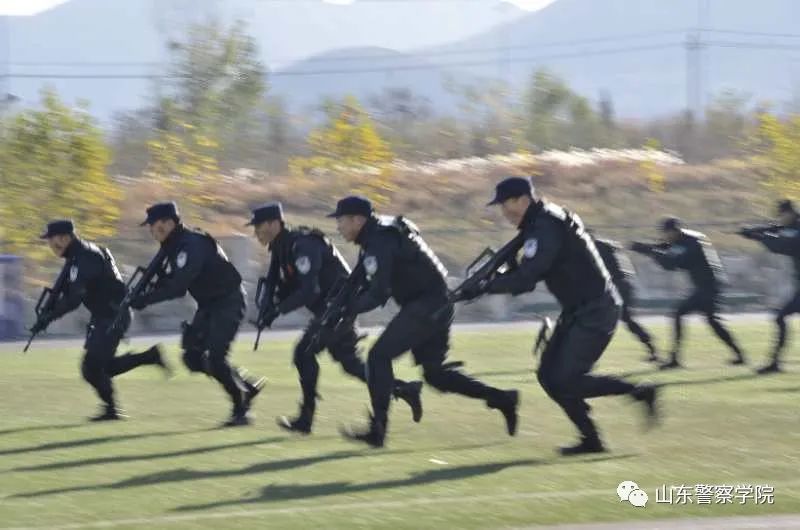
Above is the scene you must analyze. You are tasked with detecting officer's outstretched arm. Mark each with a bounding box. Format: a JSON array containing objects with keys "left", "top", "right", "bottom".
[
  {"left": 351, "top": 235, "right": 395, "bottom": 315},
  {"left": 277, "top": 239, "right": 324, "bottom": 315},
  {"left": 487, "top": 220, "right": 561, "bottom": 296},
  {"left": 760, "top": 233, "right": 800, "bottom": 256}
]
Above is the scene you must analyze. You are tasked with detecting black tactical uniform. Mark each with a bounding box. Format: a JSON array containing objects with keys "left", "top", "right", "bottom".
[
  {"left": 331, "top": 196, "right": 519, "bottom": 448},
  {"left": 741, "top": 200, "right": 800, "bottom": 373},
  {"left": 477, "top": 178, "right": 656, "bottom": 456},
  {"left": 634, "top": 218, "right": 745, "bottom": 369},
  {"left": 132, "top": 203, "right": 264, "bottom": 427},
  {"left": 593, "top": 237, "right": 657, "bottom": 361},
  {"left": 246, "top": 203, "right": 422, "bottom": 434},
  {"left": 35, "top": 220, "right": 166, "bottom": 421}
]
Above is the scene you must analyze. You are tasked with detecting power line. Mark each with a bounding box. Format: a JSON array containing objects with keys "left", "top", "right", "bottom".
[
  {"left": 7, "top": 30, "right": 688, "bottom": 68},
  {"left": 0, "top": 42, "right": 683, "bottom": 80}
]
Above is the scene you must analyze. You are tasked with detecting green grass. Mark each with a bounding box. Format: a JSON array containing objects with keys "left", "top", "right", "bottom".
[{"left": 1, "top": 321, "right": 799, "bottom": 529}]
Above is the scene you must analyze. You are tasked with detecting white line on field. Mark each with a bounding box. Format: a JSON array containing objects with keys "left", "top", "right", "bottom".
[{"left": 2, "top": 482, "right": 798, "bottom": 530}]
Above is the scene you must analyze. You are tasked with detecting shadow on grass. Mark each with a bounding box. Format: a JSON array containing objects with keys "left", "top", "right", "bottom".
[
  {"left": 13, "top": 436, "right": 288, "bottom": 472},
  {"left": 174, "top": 453, "right": 636, "bottom": 512},
  {"left": 9, "top": 441, "right": 529, "bottom": 499},
  {"left": 0, "top": 428, "right": 203, "bottom": 457}
]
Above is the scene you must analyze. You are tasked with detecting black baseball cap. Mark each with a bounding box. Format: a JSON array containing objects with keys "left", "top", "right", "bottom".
[
  {"left": 487, "top": 176, "right": 534, "bottom": 206},
  {"left": 246, "top": 202, "right": 284, "bottom": 226},
  {"left": 327, "top": 196, "right": 373, "bottom": 218},
  {"left": 40, "top": 219, "right": 74, "bottom": 239},
  {"left": 141, "top": 202, "right": 180, "bottom": 226}
]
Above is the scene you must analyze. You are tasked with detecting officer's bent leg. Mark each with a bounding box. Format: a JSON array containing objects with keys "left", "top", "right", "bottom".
[
  {"left": 293, "top": 325, "right": 325, "bottom": 413},
  {"left": 672, "top": 296, "right": 697, "bottom": 362},
  {"left": 181, "top": 311, "right": 209, "bottom": 374},
  {"left": 327, "top": 323, "right": 367, "bottom": 383},
  {"left": 206, "top": 299, "right": 247, "bottom": 411},
  {"left": 366, "top": 308, "right": 421, "bottom": 426},
  {"left": 81, "top": 323, "right": 117, "bottom": 408},
  {"left": 621, "top": 303, "right": 654, "bottom": 350},
  {"left": 705, "top": 310, "right": 744, "bottom": 358},
  {"left": 773, "top": 291, "right": 800, "bottom": 362}
]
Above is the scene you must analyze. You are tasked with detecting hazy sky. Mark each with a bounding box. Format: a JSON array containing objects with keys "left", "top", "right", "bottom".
[{"left": 0, "top": 0, "right": 557, "bottom": 16}]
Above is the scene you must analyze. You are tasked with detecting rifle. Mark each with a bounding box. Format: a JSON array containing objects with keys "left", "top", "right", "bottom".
[
  {"left": 23, "top": 265, "right": 70, "bottom": 353},
  {"left": 735, "top": 223, "right": 780, "bottom": 239},
  {"left": 445, "top": 232, "right": 525, "bottom": 307},
  {"left": 629, "top": 241, "right": 670, "bottom": 255},
  {"left": 108, "top": 246, "right": 169, "bottom": 334},
  {"left": 302, "top": 261, "right": 366, "bottom": 356},
  {"left": 252, "top": 271, "right": 278, "bottom": 351}
]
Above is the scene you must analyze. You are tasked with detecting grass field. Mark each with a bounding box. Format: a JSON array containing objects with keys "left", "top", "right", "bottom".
[{"left": 1, "top": 320, "right": 799, "bottom": 529}]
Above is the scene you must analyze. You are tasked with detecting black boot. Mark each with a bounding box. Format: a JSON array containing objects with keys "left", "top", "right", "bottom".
[
  {"left": 558, "top": 435, "right": 607, "bottom": 456},
  {"left": 221, "top": 407, "right": 251, "bottom": 428},
  {"left": 393, "top": 381, "right": 423, "bottom": 423},
  {"left": 340, "top": 415, "right": 386, "bottom": 448},
  {"left": 659, "top": 357, "right": 683, "bottom": 370},
  {"left": 644, "top": 343, "right": 659, "bottom": 363},
  {"left": 148, "top": 344, "right": 174, "bottom": 378},
  {"left": 756, "top": 360, "right": 782, "bottom": 375},
  {"left": 277, "top": 403, "right": 314, "bottom": 435},
  {"left": 243, "top": 376, "right": 267, "bottom": 412},
  {"left": 89, "top": 405, "right": 123, "bottom": 422},
  {"left": 631, "top": 383, "right": 659, "bottom": 429},
  {"left": 488, "top": 390, "right": 519, "bottom": 436}
]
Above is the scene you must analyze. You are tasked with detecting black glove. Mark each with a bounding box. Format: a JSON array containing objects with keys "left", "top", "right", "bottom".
[
  {"left": 256, "top": 306, "right": 280, "bottom": 330},
  {"left": 130, "top": 294, "right": 149, "bottom": 311}
]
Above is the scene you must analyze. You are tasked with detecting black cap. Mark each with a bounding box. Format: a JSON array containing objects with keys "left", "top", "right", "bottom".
[
  {"left": 327, "top": 196, "right": 373, "bottom": 218},
  {"left": 39, "top": 219, "right": 74, "bottom": 239},
  {"left": 141, "top": 202, "right": 180, "bottom": 226},
  {"left": 777, "top": 199, "right": 797, "bottom": 215},
  {"left": 487, "top": 176, "right": 533, "bottom": 206},
  {"left": 246, "top": 202, "right": 284, "bottom": 226},
  {"left": 660, "top": 217, "right": 681, "bottom": 232}
]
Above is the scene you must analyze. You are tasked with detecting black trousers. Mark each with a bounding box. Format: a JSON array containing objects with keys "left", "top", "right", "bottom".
[
  {"left": 365, "top": 293, "right": 504, "bottom": 427},
  {"left": 181, "top": 290, "right": 249, "bottom": 412},
  {"left": 671, "top": 290, "right": 743, "bottom": 362},
  {"left": 772, "top": 289, "right": 800, "bottom": 362},
  {"left": 537, "top": 300, "right": 635, "bottom": 440},
  {"left": 617, "top": 286, "right": 654, "bottom": 352},
  {"left": 82, "top": 310, "right": 157, "bottom": 408}
]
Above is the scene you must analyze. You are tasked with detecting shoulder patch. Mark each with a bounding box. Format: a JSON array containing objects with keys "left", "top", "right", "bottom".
[
  {"left": 176, "top": 251, "right": 187, "bottom": 269},
  {"left": 295, "top": 255, "right": 311, "bottom": 275},
  {"left": 364, "top": 255, "right": 378, "bottom": 275},
  {"left": 523, "top": 238, "right": 539, "bottom": 258},
  {"left": 69, "top": 265, "right": 79, "bottom": 282}
]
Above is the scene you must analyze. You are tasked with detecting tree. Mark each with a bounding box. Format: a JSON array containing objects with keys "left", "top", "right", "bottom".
[
  {"left": 145, "top": 19, "right": 267, "bottom": 204},
  {"left": 290, "top": 95, "right": 395, "bottom": 205},
  {"left": 0, "top": 89, "right": 119, "bottom": 258},
  {"left": 751, "top": 112, "right": 800, "bottom": 200}
]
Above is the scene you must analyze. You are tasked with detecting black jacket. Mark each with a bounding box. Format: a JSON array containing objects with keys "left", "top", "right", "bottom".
[
  {"left": 266, "top": 226, "right": 350, "bottom": 315},
  {"left": 753, "top": 221, "right": 800, "bottom": 283},
  {"left": 50, "top": 237, "right": 126, "bottom": 321},
  {"left": 487, "top": 200, "right": 619, "bottom": 313},
  {"left": 647, "top": 229, "right": 726, "bottom": 293},
  {"left": 351, "top": 215, "right": 448, "bottom": 314},
  {"left": 143, "top": 225, "right": 242, "bottom": 308}
]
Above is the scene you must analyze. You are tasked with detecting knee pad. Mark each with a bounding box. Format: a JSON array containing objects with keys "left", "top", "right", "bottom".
[
  {"left": 182, "top": 349, "right": 206, "bottom": 373},
  {"left": 181, "top": 321, "right": 205, "bottom": 352}
]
